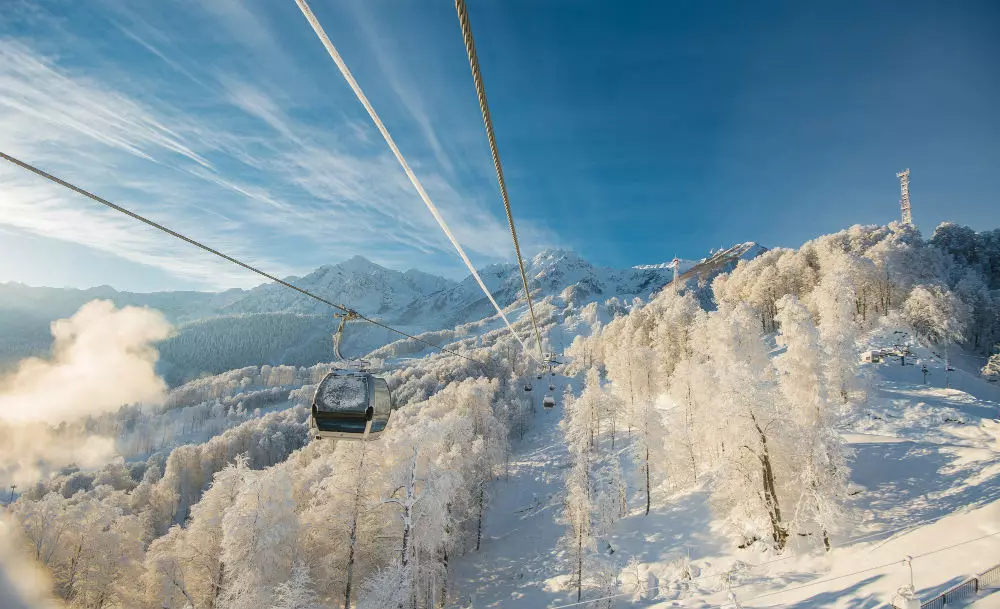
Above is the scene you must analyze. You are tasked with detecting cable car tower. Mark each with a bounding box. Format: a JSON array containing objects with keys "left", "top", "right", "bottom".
[
  {"left": 897, "top": 169, "right": 913, "bottom": 226},
  {"left": 671, "top": 256, "right": 681, "bottom": 285}
]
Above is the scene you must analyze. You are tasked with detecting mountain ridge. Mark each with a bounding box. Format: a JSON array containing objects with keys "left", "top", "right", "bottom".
[{"left": 0, "top": 244, "right": 766, "bottom": 382}]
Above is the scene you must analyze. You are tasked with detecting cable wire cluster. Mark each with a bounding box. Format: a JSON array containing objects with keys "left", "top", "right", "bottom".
[{"left": 294, "top": 0, "right": 540, "bottom": 365}]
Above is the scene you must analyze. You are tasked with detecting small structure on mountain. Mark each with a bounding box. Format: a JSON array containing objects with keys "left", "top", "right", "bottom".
[
  {"left": 897, "top": 168, "right": 913, "bottom": 226},
  {"left": 861, "top": 349, "right": 884, "bottom": 364}
]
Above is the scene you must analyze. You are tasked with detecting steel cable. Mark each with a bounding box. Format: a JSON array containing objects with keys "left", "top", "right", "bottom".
[
  {"left": 454, "top": 0, "right": 545, "bottom": 361},
  {"left": 293, "top": 0, "right": 540, "bottom": 365}
]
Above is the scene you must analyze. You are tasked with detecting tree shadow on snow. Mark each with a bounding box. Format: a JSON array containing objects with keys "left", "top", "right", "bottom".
[
  {"left": 847, "top": 439, "right": 1000, "bottom": 536},
  {"left": 607, "top": 487, "right": 725, "bottom": 565},
  {"left": 877, "top": 384, "right": 999, "bottom": 420},
  {"left": 780, "top": 574, "right": 887, "bottom": 608}
]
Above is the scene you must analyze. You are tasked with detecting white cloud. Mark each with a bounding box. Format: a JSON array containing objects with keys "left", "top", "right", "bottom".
[
  {"left": 0, "top": 300, "right": 171, "bottom": 487},
  {"left": 0, "top": 300, "right": 171, "bottom": 423},
  {"left": 0, "top": 516, "right": 61, "bottom": 609},
  {"left": 0, "top": 2, "right": 559, "bottom": 290}
]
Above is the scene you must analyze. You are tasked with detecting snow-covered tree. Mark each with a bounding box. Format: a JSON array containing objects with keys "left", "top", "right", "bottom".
[
  {"left": 774, "top": 296, "right": 848, "bottom": 549},
  {"left": 903, "top": 284, "right": 971, "bottom": 346},
  {"left": 690, "top": 304, "right": 791, "bottom": 549},
  {"left": 271, "top": 562, "right": 321, "bottom": 609},
  {"left": 355, "top": 564, "right": 411, "bottom": 609},
  {"left": 562, "top": 458, "right": 594, "bottom": 603},
  {"left": 983, "top": 349, "right": 1000, "bottom": 381},
  {"left": 810, "top": 255, "right": 862, "bottom": 403},
  {"left": 219, "top": 466, "right": 297, "bottom": 609}
]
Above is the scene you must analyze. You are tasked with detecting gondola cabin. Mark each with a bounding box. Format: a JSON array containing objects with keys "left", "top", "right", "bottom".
[
  {"left": 524, "top": 383, "right": 533, "bottom": 392},
  {"left": 311, "top": 369, "right": 393, "bottom": 440},
  {"left": 542, "top": 395, "right": 556, "bottom": 408}
]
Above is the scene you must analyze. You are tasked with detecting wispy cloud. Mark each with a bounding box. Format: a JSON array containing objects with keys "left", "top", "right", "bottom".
[{"left": 0, "top": 0, "right": 557, "bottom": 290}]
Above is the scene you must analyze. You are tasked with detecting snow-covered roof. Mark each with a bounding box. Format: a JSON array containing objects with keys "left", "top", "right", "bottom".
[{"left": 316, "top": 373, "right": 368, "bottom": 412}]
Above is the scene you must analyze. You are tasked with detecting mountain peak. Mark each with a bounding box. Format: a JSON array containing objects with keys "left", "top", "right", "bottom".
[
  {"left": 530, "top": 248, "right": 588, "bottom": 267},
  {"left": 337, "top": 255, "right": 384, "bottom": 274}
]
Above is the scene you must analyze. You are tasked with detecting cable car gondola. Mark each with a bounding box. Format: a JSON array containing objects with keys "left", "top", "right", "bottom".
[
  {"left": 311, "top": 310, "right": 396, "bottom": 441},
  {"left": 542, "top": 395, "right": 556, "bottom": 408},
  {"left": 524, "top": 382, "right": 533, "bottom": 392},
  {"left": 312, "top": 369, "right": 392, "bottom": 440}
]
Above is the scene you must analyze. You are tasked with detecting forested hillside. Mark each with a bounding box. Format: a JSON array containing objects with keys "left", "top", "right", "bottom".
[{"left": 3, "top": 221, "right": 1000, "bottom": 608}]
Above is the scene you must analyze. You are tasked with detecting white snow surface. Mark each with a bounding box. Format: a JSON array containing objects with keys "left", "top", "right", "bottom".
[
  {"left": 453, "top": 337, "right": 1000, "bottom": 608},
  {"left": 317, "top": 374, "right": 367, "bottom": 412}
]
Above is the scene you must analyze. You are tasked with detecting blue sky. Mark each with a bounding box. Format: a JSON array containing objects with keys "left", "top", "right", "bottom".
[{"left": 0, "top": 0, "right": 997, "bottom": 292}]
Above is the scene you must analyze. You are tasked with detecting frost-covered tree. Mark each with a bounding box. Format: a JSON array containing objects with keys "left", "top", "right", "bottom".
[
  {"left": 271, "top": 562, "right": 321, "bottom": 609},
  {"left": 690, "top": 304, "right": 791, "bottom": 549},
  {"left": 904, "top": 284, "right": 971, "bottom": 346},
  {"left": 810, "top": 255, "right": 862, "bottom": 403},
  {"left": 219, "top": 466, "right": 297, "bottom": 609},
  {"left": 904, "top": 284, "right": 972, "bottom": 387},
  {"left": 12, "top": 492, "right": 70, "bottom": 567},
  {"left": 774, "top": 296, "right": 848, "bottom": 549},
  {"left": 562, "top": 458, "right": 594, "bottom": 602},
  {"left": 982, "top": 349, "right": 1000, "bottom": 381},
  {"left": 355, "top": 564, "right": 411, "bottom": 609},
  {"left": 381, "top": 448, "right": 421, "bottom": 571},
  {"left": 953, "top": 270, "right": 999, "bottom": 351}
]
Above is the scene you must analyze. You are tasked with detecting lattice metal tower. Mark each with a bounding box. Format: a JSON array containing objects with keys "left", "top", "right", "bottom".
[{"left": 897, "top": 169, "right": 913, "bottom": 226}]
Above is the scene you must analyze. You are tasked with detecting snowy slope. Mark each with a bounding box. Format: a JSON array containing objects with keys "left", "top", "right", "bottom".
[
  {"left": 452, "top": 330, "right": 1000, "bottom": 609},
  {"left": 451, "top": 373, "right": 580, "bottom": 608}
]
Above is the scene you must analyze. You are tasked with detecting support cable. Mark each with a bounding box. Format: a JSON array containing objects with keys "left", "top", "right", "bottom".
[
  {"left": 453, "top": 0, "right": 545, "bottom": 361},
  {"left": 0, "top": 151, "right": 483, "bottom": 367},
  {"left": 293, "top": 0, "right": 540, "bottom": 364}
]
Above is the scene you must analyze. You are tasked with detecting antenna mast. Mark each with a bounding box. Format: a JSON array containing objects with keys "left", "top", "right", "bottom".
[{"left": 897, "top": 169, "right": 913, "bottom": 226}]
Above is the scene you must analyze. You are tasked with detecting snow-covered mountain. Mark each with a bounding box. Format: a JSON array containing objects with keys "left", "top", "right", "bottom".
[
  {"left": 0, "top": 243, "right": 766, "bottom": 382},
  {"left": 11, "top": 222, "right": 1000, "bottom": 609},
  {"left": 217, "top": 255, "right": 455, "bottom": 318}
]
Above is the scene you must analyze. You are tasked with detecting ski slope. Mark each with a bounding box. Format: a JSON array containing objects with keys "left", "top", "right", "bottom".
[
  {"left": 452, "top": 373, "right": 580, "bottom": 608},
  {"left": 454, "top": 344, "right": 1000, "bottom": 608}
]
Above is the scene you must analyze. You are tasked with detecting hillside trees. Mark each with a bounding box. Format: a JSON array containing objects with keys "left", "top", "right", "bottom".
[
  {"left": 810, "top": 254, "right": 863, "bottom": 403},
  {"left": 983, "top": 349, "right": 1000, "bottom": 381},
  {"left": 591, "top": 241, "right": 868, "bottom": 550},
  {"left": 219, "top": 466, "right": 298, "bottom": 609},
  {"left": 903, "top": 285, "right": 971, "bottom": 346},
  {"left": 774, "top": 296, "right": 848, "bottom": 548},
  {"left": 9, "top": 330, "right": 523, "bottom": 609},
  {"left": 903, "top": 284, "right": 971, "bottom": 386},
  {"left": 690, "top": 304, "right": 792, "bottom": 548}
]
